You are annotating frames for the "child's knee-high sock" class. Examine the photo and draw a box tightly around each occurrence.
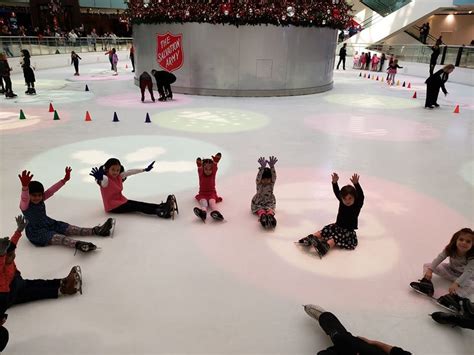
[65,225,95,236]
[199,199,209,211]
[49,234,79,248]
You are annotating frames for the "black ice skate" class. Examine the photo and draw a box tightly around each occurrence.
[0,88,4,94]
[166,93,173,100]
[259,214,269,229]
[296,235,313,247]
[194,207,207,222]
[267,214,277,229]
[307,236,330,258]
[409,277,434,297]
[437,294,462,313]
[5,92,17,98]
[210,210,224,221]
[29,88,36,95]
[93,218,116,237]
[165,194,178,219]
[158,96,167,102]
[74,241,97,255]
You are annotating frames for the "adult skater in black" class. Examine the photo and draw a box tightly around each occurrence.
[0,53,16,98]
[20,49,36,95]
[71,51,82,76]
[429,44,441,76]
[139,71,155,103]
[336,43,347,70]
[303,304,412,354]
[425,64,454,109]
[151,69,176,101]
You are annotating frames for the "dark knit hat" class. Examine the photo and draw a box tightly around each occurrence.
[28,181,44,194]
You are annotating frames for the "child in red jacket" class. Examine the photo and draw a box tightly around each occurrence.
[193,153,224,222]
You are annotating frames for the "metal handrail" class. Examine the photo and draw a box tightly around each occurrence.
[0,36,133,57]
[343,43,474,69]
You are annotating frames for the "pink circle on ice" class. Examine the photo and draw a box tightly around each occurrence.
[96,92,192,108]
[304,114,440,141]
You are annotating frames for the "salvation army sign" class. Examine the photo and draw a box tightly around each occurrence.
[157,32,183,72]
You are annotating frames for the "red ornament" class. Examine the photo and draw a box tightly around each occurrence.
[332,8,340,20]
[220,3,232,16]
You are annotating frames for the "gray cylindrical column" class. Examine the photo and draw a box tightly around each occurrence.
[133,23,337,96]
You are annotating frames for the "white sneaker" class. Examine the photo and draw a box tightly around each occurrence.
[303,304,326,321]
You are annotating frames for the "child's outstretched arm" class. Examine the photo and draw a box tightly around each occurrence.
[350,173,364,206]
[44,166,71,201]
[426,250,449,279]
[0,216,27,268]
[256,157,267,184]
[268,156,278,183]
[451,258,474,294]
[121,161,155,179]
[90,166,109,187]
[331,173,341,201]
[18,170,33,211]
[212,152,222,164]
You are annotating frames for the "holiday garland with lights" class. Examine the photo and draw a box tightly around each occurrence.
[126,0,352,29]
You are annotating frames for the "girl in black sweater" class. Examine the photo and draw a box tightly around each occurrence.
[298,173,364,258]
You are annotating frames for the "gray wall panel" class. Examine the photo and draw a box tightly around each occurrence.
[133,23,337,96]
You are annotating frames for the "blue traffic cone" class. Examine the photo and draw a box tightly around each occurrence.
[113,112,119,122]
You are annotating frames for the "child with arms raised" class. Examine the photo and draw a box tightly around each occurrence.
[251,156,277,229]
[298,173,364,258]
[19,169,113,253]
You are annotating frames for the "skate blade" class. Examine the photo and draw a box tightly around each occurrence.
[73,265,83,295]
[409,285,434,298]
[433,299,459,314]
[109,218,116,238]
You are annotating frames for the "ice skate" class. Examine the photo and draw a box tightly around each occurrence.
[307,236,330,258]
[259,214,269,229]
[5,92,17,98]
[60,265,82,295]
[296,235,313,247]
[74,241,97,255]
[210,210,224,221]
[303,304,327,321]
[93,218,115,237]
[267,214,277,229]
[409,277,434,297]
[194,207,206,222]
[0,88,4,94]
[158,96,167,102]
[437,294,462,313]
[166,93,173,100]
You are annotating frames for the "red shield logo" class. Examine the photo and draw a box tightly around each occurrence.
[157,32,183,72]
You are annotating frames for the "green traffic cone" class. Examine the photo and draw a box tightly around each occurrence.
[53,110,60,120]
[19,109,26,120]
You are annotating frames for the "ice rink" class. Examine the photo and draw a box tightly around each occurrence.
[0,61,473,354]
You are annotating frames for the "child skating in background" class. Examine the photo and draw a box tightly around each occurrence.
[251,156,277,229]
[0,53,16,98]
[193,153,224,222]
[297,173,364,258]
[410,228,474,312]
[19,169,113,253]
[386,59,403,85]
[71,51,81,76]
[111,48,118,75]
[0,216,82,353]
[90,158,178,219]
[20,49,36,95]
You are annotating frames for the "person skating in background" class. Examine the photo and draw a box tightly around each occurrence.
[424,64,454,109]
[251,156,278,229]
[20,49,36,95]
[336,43,347,70]
[129,45,135,72]
[18,169,113,253]
[71,51,81,76]
[139,71,155,103]
[0,53,16,98]
[151,69,176,101]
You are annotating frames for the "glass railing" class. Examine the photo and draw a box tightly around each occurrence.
[343,43,474,69]
[361,0,412,17]
[0,36,133,57]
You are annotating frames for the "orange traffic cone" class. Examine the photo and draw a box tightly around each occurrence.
[453,105,460,113]
[412,91,417,99]
[85,111,92,121]
[396,80,400,86]
[49,103,54,112]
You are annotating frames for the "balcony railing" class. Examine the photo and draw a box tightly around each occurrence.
[0,36,133,57]
[344,43,474,69]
